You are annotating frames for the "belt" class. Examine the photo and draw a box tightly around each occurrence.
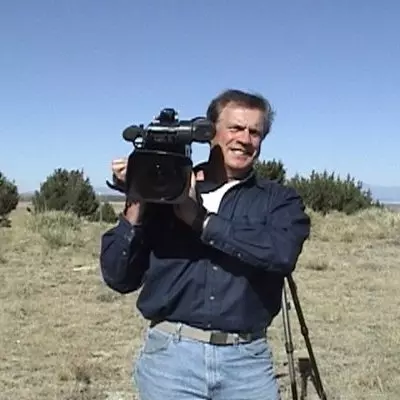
[149,320,265,345]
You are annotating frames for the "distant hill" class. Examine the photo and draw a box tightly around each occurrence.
[365,184,400,204]
[20,187,125,203]
[80,184,400,204]
[94,186,125,201]
[19,184,400,205]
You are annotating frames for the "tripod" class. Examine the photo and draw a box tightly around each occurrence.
[281,275,327,400]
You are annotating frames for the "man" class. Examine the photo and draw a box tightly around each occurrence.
[100,89,311,400]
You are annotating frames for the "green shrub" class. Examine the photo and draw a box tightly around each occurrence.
[26,211,82,248]
[92,202,118,223]
[0,171,19,226]
[254,159,380,215]
[254,159,286,183]
[287,170,381,215]
[32,168,99,219]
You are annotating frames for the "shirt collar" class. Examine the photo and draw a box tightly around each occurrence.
[193,162,259,193]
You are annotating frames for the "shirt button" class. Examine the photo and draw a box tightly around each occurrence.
[209,240,214,245]
[207,323,212,328]
[212,266,218,271]
[210,296,215,300]
[122,250,127,256]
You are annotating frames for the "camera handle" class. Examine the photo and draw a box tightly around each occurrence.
[281,275,328,400]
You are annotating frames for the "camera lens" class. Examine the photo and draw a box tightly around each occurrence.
[149,163,171,192]
[129,152,191,202]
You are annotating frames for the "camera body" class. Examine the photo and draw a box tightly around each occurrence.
[120,108,212,204]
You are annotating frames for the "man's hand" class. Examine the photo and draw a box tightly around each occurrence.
[124,201,146,225]
[173,172,207,230]
[112,158,128,182]
[111,158,146,225]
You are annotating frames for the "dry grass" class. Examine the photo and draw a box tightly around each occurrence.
[0,204,399,400]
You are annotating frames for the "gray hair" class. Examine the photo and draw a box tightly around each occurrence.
[206,89,275,138]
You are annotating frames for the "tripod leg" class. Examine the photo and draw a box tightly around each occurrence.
[298,357,311,400]
[286,275,327,400]
[281,283,298,400]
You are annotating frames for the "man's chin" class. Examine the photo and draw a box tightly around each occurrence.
[226,163,253,179]
[228,157,253,169]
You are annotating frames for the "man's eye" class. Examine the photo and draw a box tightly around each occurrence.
[250,130,261,137]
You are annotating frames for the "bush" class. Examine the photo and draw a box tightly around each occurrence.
[26,211,83,248]
[287,170,381,215]
[0,171,19,225]
[92,202,118,223]
[254,159,380,215]
[254,159,286,183]
[32,168,99,219]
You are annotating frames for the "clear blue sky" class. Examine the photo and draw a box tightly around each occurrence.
[1,1,399,193]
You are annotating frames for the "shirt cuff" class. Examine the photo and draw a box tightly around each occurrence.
[115,213,143,243]
[200,213,230,247]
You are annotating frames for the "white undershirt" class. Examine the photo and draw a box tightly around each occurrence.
[201,180,241,214]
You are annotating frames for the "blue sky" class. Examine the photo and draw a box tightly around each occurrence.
[1,1,399,193]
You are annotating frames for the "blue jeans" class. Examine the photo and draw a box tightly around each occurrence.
[133,326,281,400]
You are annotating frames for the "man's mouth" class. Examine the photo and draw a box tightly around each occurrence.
[229,148,250,156]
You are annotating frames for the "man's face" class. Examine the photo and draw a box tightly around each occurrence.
[211,102,264,178]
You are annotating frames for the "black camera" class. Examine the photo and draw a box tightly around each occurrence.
[114,108,212,204]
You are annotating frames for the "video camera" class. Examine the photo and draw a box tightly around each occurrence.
[110,108,213,204]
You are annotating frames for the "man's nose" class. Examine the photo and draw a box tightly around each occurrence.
[237,127,252,143]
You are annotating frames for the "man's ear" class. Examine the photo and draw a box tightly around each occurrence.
[207,120,216,144]
[253,145,262,159]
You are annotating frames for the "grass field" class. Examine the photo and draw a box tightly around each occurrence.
[0,203,399,399]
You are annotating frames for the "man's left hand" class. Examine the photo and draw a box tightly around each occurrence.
[173,172,204,227]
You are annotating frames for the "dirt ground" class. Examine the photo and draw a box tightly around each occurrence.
[0,204,399,399]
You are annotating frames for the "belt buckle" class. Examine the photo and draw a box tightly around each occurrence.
[209,331,228,345]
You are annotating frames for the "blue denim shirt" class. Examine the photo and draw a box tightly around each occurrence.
[100,172,310,334]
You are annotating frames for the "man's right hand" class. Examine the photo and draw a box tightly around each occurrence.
[112,158,146,225]
[112,158,128,182]
[124,201,146,225]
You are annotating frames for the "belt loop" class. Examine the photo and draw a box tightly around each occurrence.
[233,333,239,346]
[173,322,182,342]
